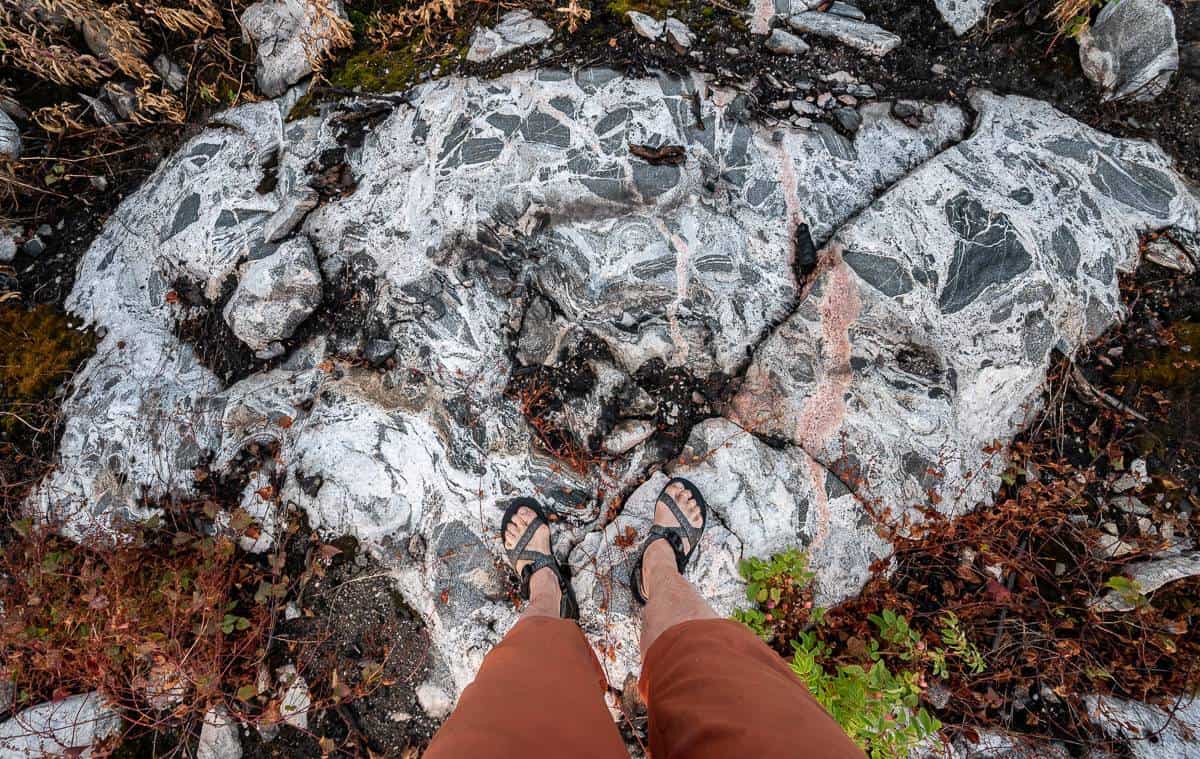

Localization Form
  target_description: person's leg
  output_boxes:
[637,483,864,759]
[424,506,627,759]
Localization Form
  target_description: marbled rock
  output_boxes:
[933,0,994,36]
[731,90,1200,520]
[223,236,324,353]
[786,12,901,57]
[571,418,889,686]
[0,692,122,757]
[466,10,553,63]
[1088,695,1200,758]
[39,67,1200,708]
[1079,0,1178,102]
[241,0,347,97]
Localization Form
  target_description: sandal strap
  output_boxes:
[505,512,546,568]
[656,484,703,556]
[646,524,689,573]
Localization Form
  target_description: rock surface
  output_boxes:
[1079,0,1178,102]
[222,236,324,353]
[933,0,994,36]
[466,10,553,63]
[39,67,1200,706]
[765,28,810,56]
[1088,695,1200,758]
[786,12,902,57]
[0,693,122,757]
[1092,551,1200,612]
[241,0,347,97]
[0,109,19,159]
[197,706,241,759]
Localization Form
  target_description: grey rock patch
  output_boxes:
[0,109,19,159]
[241,0,347,97]
[223,237,324,352]
[765,28,810,56]
[1079,0,1178,102]
[664,18,696,49]
[1091,551,1200,612]
[153,54,187,92]
[786,12,901,57]
[933,0,994,36]
[0,692,122,758]
[602,419,656,455]
[627,10,664,39]
[264,188,319,242]
[466,10,553,63]
[1087,695,1200,758]
[197,706,241,759]
[1144,236,1195,273]
[827,1,866,21]
[834,107,862,133]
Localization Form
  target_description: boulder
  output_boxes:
[1079,0,1178,102]
[786,12,901,57]
[0,693,122,757]
[466,10,553,63]
[241,0,348,97]
[223,237,324,353]
[41,70,1200,705]
[731,90,1200,517]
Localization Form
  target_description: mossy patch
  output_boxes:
[0,304,95,438]
[606,0,674,18]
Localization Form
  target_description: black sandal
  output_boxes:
[500,497,580,620]
[629,477,708,605]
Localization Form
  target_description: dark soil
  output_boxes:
[243,539,438,758]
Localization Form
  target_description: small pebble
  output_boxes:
[765,28,810,56]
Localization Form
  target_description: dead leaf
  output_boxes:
[629,143,686,165]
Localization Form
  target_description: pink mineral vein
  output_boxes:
[751,0,775,35]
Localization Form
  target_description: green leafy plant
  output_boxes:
[732,549,816,639]
[791,631,942,758]
[938,612,986,675]
[1104,575,1148,609]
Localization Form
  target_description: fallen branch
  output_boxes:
[1069,365,1148,423]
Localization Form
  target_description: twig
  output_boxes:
[1069,365,1148,422]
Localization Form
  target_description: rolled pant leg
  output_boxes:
[423,616,628,759]
[640,619,864,759]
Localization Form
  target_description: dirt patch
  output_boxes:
[244,539,438,758]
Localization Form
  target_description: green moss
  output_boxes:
[606,0,674,19]
[330,44,433,94]
[0,304,95,437]
[1114,323,1200,388]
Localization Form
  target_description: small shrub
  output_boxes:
[732,548,821,641]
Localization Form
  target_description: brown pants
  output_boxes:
[424,617,863,758]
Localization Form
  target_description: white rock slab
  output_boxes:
[0,693,122,758]
[466,10,553,63]
[1079,0,1178,102]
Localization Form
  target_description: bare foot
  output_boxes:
[641,482,705,600]
[504,506,562,614]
